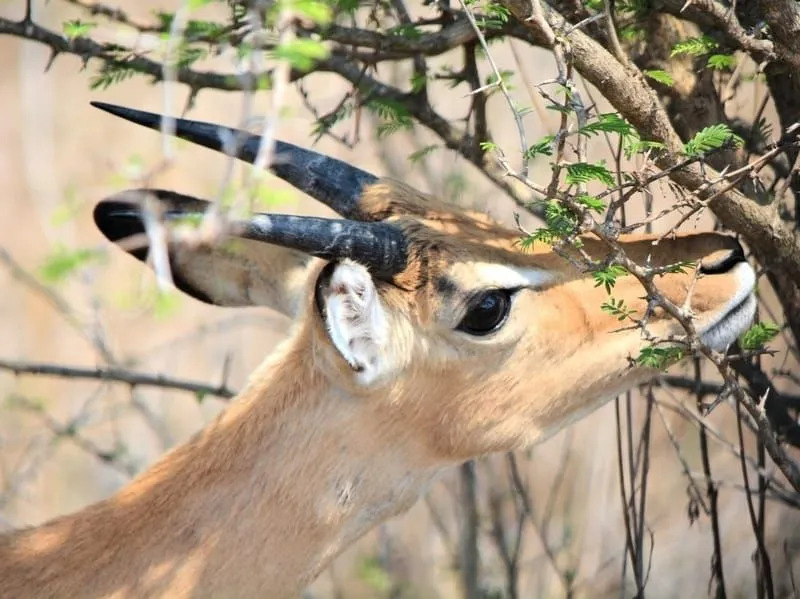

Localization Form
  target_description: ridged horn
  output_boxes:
[90,102,377,221]
[94,189,408,280]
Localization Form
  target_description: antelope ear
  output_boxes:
[94,193,310,317]
[318,260,390,385]
[163,240,309,316]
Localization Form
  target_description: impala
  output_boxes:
[0,103,757,598]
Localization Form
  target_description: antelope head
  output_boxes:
[92,103,756,462]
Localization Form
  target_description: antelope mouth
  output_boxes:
[698,263,758,351]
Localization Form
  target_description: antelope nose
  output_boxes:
[699,239,746,275]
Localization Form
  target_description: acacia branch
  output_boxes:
[757,0,800,69]
[495,0,800,491]
[0,11,540,210]
[0,360,235,400]
[660,375,799,407]
[0,15,259,91]
[500,0,800,280]
[305,17,495,57]
[657,0,780,66]
[64,0,162,33]
[9,394,137,476]
[320,51,533,207]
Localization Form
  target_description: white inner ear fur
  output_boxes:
[324,260,389,385]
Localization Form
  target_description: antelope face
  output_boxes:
[311,182,756,457]
[92,103,757,462]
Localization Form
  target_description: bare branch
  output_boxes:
[0,360,235,400]
[0,15,256,92]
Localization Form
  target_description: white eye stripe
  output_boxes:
[465,263,553,290]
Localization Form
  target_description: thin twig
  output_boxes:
[735,397,775,599]
[0,360,236,400]
[457,0,529,177]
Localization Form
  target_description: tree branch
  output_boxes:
[0,14,265,92]
[500,0,800,280]
[0,360,235,400]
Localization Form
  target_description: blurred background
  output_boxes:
[1,1,800,597]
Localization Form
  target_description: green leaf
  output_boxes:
[408,145,438,163]
[176,45,207,69]
[554,83,573,98]
[410,72,427,93]
[671,35,718,57]
[358,556,392,592]
[484,69,515,94]
[289,0,333,24]
[487,2,511,22]
[707,54,736,70]
[170,213,205,228]
[636,345,684,369]
[662,260,696,274]
[376,120,413,138]
[575,193,605,213]
[272,38,329,71]
[480,141,499,152]
[520,198,585,249]
[50,187,83,227]
[601,297,637,321]
[184,20,228,41]
[740,321,780,350]
[368,98,413,138]
[63,19,96,40]
[592,264,628,294]
[39,246,103,284]
[565,162,615,186]
[546,103,573,114]
[252,185,296,210]
[335,0,360,13]
[90,63,138,90]
[311,102,353,139]
[154,11,175,30]
[683,123,743,157]
[443,172,467,200]
[615,0,649,14]
[544,200,578,235]
[477,2,511,28]
[619,24,644,42]
[524,135,555,159]
[387,24,422,39]
[368,98,410,121]
[579,113,633,137]
[153,290,181,320]
[623,132,666,158]
[236,42,255,62]
[644,69,674,86]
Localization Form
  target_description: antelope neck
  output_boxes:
[0,330,436,598]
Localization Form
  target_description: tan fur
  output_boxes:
[0,178,755,597]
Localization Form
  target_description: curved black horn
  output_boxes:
[94,190,408,280]
[238,216,407,279]
[90,102,377,220]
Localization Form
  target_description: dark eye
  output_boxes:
[457,289,512,336]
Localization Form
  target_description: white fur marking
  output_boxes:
[699,262,757,350]
[250,214,273,232]
[462,263,553,289]
[325,261,388,385]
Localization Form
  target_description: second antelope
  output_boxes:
[0,102,757,598]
